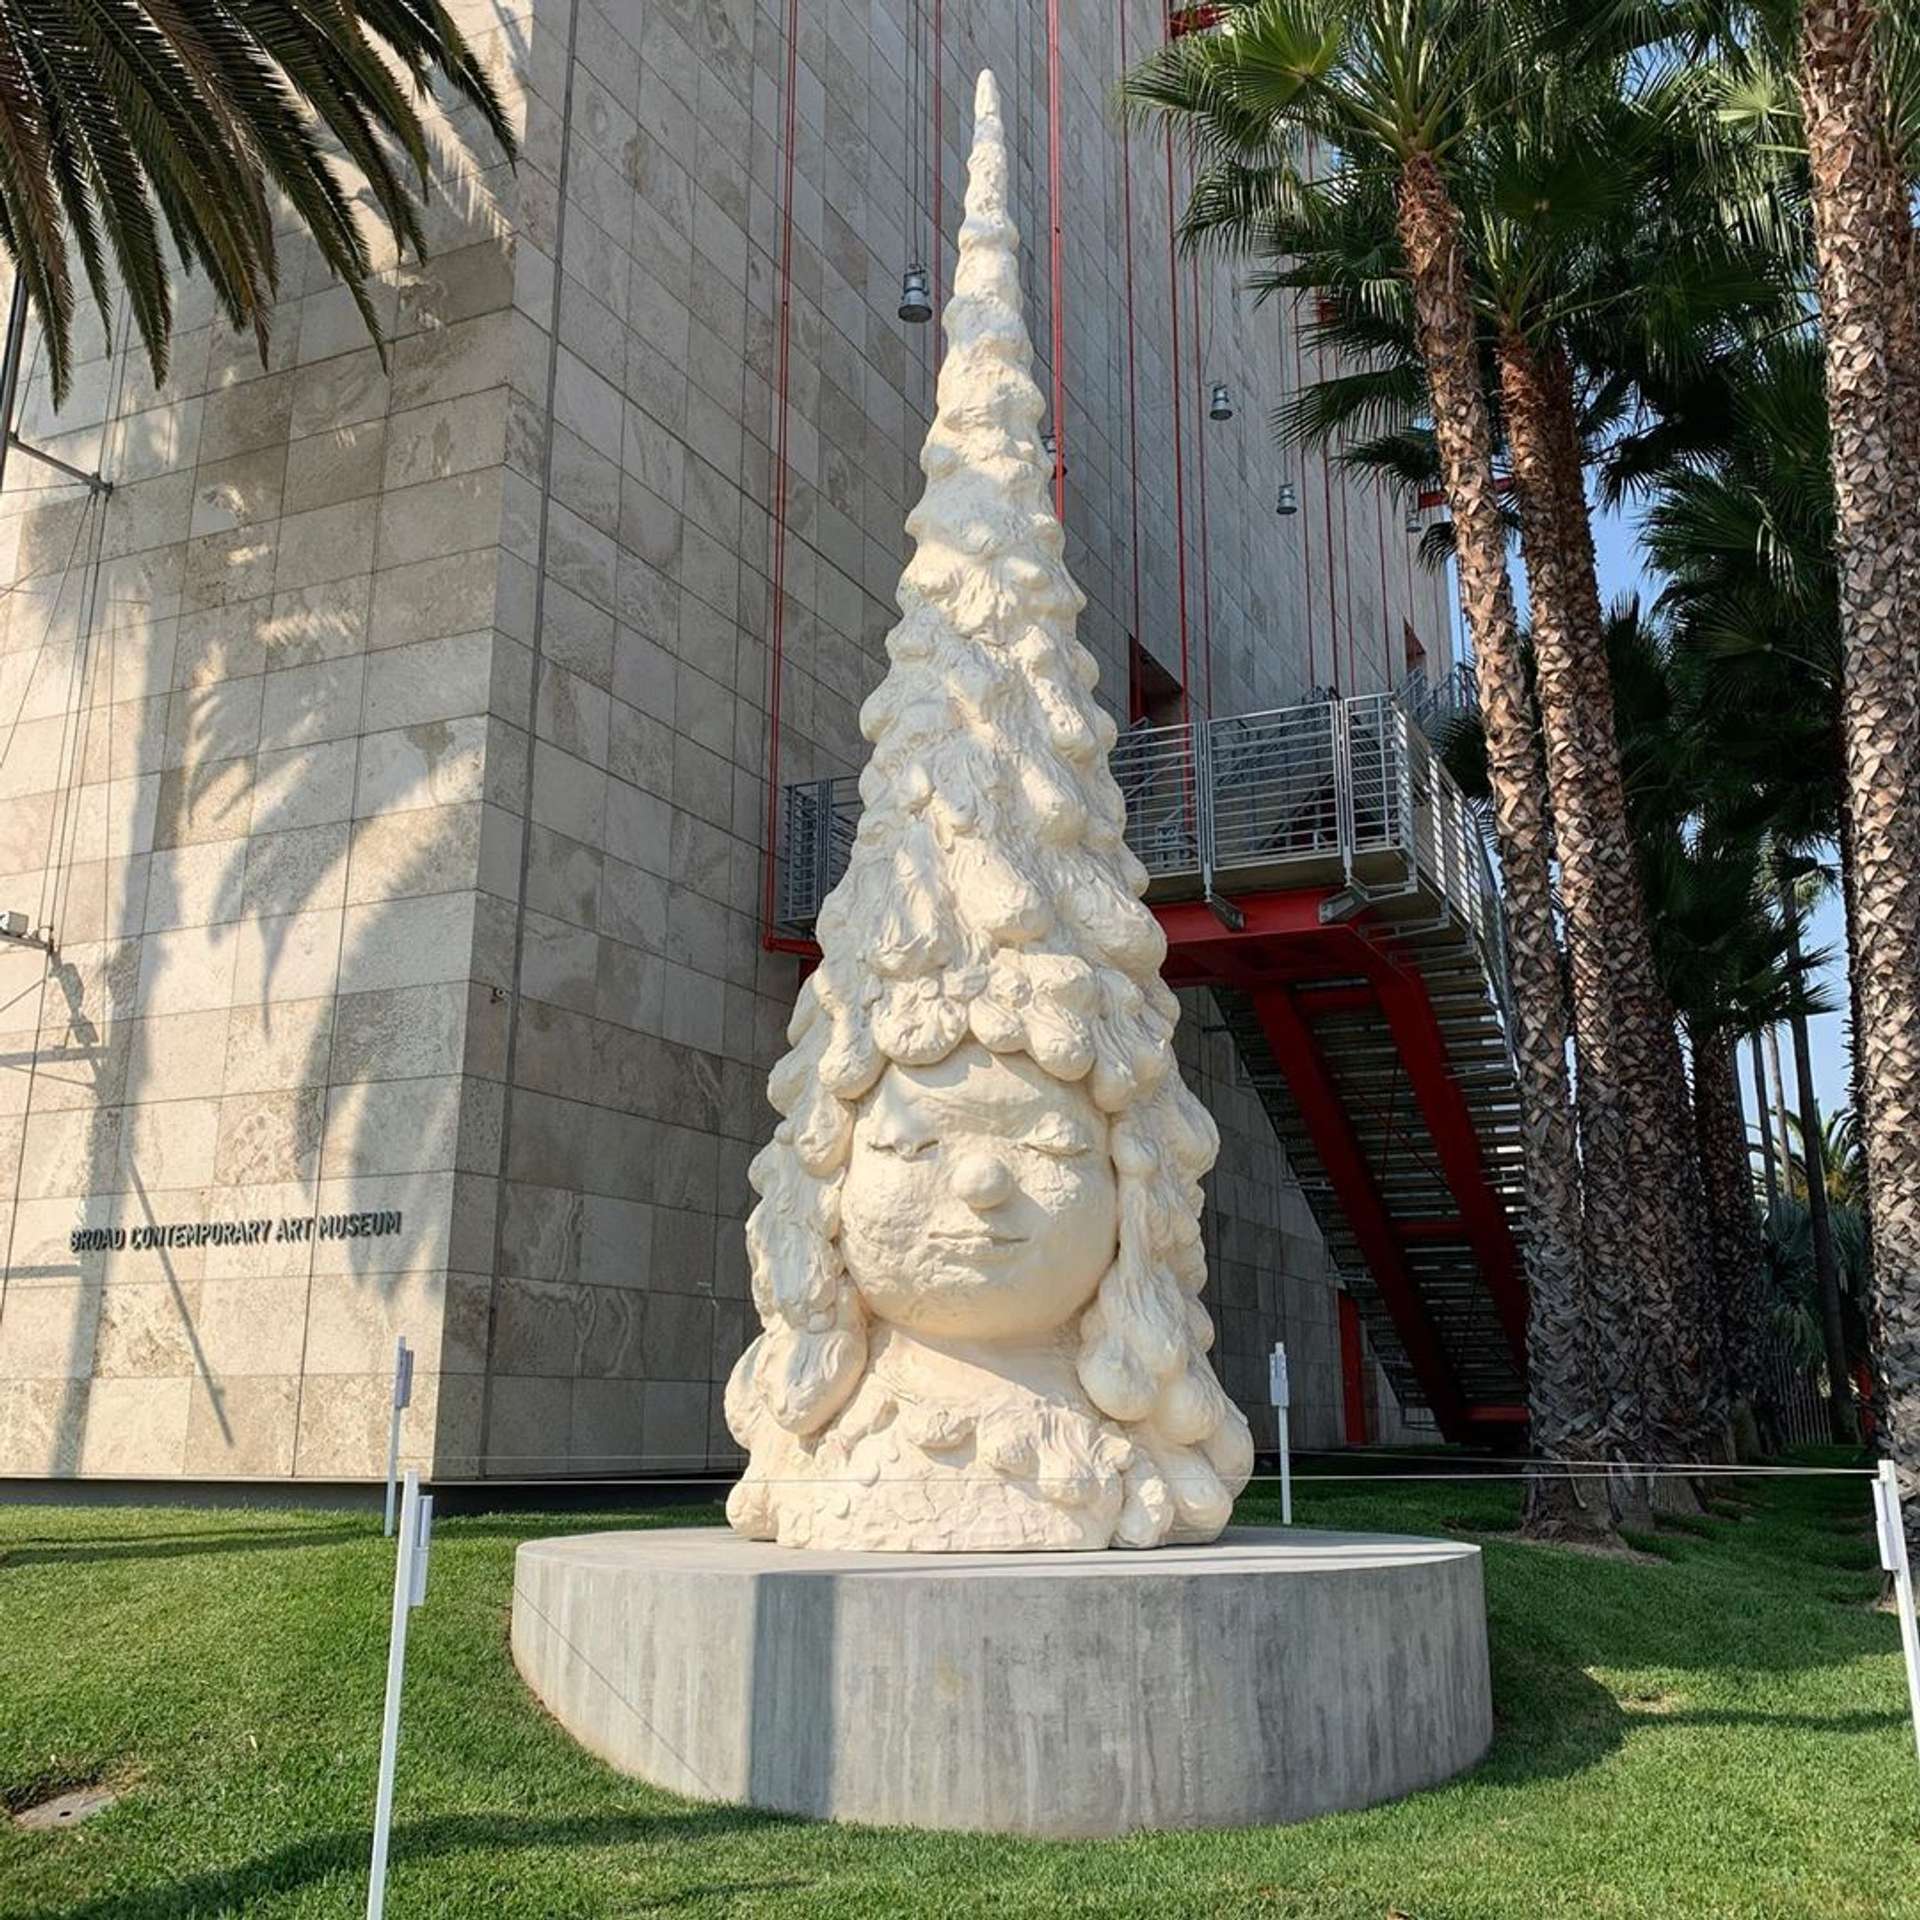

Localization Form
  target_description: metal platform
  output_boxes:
[774,692,1530,1441]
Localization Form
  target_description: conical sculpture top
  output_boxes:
[725,71,1254,1551]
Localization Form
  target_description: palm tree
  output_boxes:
[1262,105,1690,1457]
[1164,16,1806,1478]
[1646,837,1836,1441]
[0,0,514,404]
[1476,79,1761,1471]
[1587,581,1856,1464]
[1597,606,1749,1447]
[1126,0,1609,1537]
[1799,1105,1870,1209]
[1811,0,1920,1556]
[1776,861,1861,1439]
[1628,0,1920,1537]
[1467,65,1808,1467]
[1443,597,1827,1456]
[1637,333,1863,1439]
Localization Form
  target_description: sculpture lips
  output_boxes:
[927,1228,1026,1253]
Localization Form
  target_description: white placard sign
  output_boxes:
[383,1337,412,1539]
[1270,1342,1293,1527]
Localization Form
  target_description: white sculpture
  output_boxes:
[724,69,1254,1551]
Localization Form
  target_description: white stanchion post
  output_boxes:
[368,1468,433,1920]
[383,1337,413,1538]
[1872,1459,1920,1767]
[1269,1342,1292,1527]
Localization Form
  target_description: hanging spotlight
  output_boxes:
[898,263,932,323]
[1208,382,1233,421]
[1276,480,1299,516]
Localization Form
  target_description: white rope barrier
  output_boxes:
[415,1459,1885,1482]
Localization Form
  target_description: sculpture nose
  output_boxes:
[951,1151,1013,1210]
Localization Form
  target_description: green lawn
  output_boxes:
[1,1462,1914,1919]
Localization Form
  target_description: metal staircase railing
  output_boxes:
[778,693,1505,980]
[777,775,860,928]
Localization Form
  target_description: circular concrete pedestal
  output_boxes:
[510,1526,1490,1837]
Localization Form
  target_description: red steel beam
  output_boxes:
[1396,1217,1469,1242]
[1155,892,1343,992]
[1359,947,1530,1371]
[1416,476,1514,510]
[1248,985,1470,1438]
[1290,981,1375,1017]
[1156,890,1338,945]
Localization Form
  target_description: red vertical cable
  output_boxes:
[1403,488,1417,657]
[1307,141,1340,694]
[1291,293,1317,690]
[1338,440,1356,692]
[1046,0,1066,520]
[1318,407,1338,689]
[1328,257,1355,692]
[909,0,925,401]
[1190,247,1214,718]
[761,0,802,942]
[1118,0,1143,649]
[1164,126,1191,717]
[932,0,943,344]
[1375,482,1391,687]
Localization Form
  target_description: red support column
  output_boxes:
[1339,1292,1372,1445]
[1045,0,1066,520]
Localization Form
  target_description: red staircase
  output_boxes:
[776,692,1531,1442]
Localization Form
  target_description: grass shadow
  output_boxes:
[14,1808,784,1920]
[0,1525,371,1570]
[1234,1466,1897,1803]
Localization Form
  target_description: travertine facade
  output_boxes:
[0,0,1447,1480]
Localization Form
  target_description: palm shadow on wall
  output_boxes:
[2,25,530,1481]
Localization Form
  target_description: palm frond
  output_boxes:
[0,0,515,403]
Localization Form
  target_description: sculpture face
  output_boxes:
[840,1041,1117,1341]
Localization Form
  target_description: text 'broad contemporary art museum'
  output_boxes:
[0,0,1530,1487]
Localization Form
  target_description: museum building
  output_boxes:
[0,0,1512,1486]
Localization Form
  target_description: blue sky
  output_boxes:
[1586,510,1856,1128]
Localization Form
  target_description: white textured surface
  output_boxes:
[723,71,1253,1552]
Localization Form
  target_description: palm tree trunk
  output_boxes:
[1496,329,1710,1467]
[1655,1016,1723,1489]
[1835,798,1877,1409]
[1395,154,1610,1540]
[1800,0,1919,1531]
[1693,1026,1766,1452]
[1541,362,1722,1456]
[1750,1037,1780,1213]
[1780,880,1859,1444]
[1765,1026,1795,1196]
